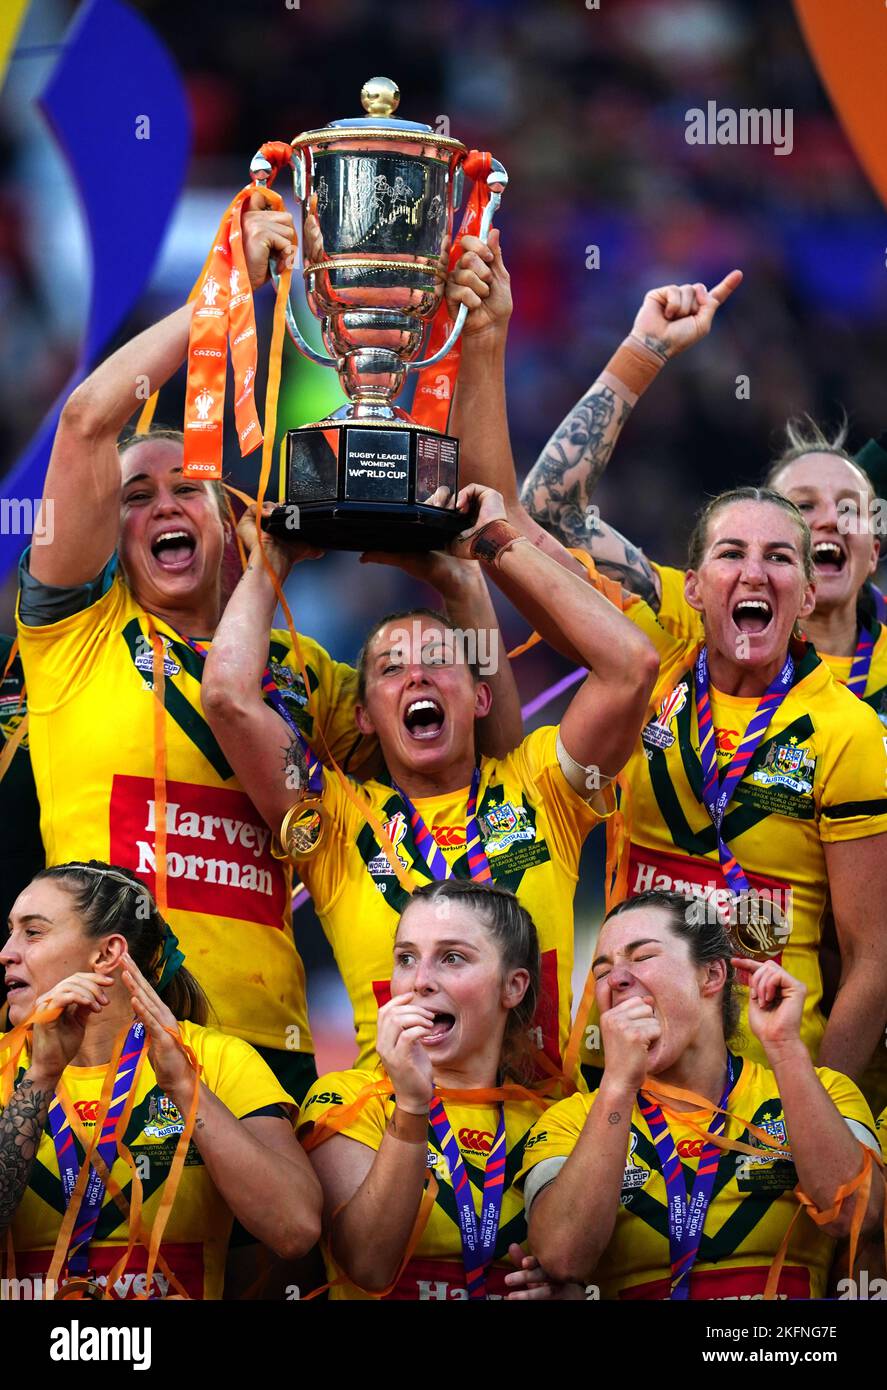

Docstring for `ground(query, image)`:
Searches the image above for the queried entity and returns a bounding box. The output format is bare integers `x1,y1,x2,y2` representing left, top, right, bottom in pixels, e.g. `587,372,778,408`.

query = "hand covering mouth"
421,1011,455,1042
403,697,445,739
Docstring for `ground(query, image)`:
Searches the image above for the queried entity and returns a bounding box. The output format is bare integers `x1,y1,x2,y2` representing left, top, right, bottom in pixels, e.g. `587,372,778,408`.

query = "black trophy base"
265,420,464,553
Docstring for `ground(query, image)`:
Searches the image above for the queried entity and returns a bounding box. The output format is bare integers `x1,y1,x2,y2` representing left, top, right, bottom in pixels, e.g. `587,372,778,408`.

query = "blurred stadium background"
2,0,885,1070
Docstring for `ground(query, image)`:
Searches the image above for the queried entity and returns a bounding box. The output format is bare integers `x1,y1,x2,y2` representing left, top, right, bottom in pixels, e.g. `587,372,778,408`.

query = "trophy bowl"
255,76,506,552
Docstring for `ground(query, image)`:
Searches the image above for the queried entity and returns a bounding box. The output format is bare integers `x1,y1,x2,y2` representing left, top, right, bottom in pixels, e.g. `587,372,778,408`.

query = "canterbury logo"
73,1100,101,1123
458,1128,494,1153
432,826,466,848
677,1138,707,1158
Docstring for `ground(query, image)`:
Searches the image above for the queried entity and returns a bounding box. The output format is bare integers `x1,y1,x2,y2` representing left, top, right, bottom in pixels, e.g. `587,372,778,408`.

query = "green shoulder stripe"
121,620,233,781
647,702,816,855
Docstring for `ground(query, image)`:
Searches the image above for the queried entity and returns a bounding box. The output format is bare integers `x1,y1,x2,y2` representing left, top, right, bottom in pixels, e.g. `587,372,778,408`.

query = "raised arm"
201,512,322,833
741,957,882,1240
448,238,741,606
0,971,114,1233
32,193,296,588
305,996,436,1292
32,303,193,588
528,993,661,1283
122,954,322,1258
522,273,742,605
452,486,659,779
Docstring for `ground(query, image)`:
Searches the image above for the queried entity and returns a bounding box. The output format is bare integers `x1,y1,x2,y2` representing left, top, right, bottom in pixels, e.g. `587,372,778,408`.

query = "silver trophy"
253,76,507,551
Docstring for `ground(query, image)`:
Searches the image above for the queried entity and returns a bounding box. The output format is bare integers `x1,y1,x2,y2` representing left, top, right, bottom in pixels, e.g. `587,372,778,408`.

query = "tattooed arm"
520,384,661,607
520,272,743,609
0,1073,53,1231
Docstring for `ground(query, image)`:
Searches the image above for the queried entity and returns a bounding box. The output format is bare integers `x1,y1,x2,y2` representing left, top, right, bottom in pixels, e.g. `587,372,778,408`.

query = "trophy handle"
250,152,335,369
409,158,508,372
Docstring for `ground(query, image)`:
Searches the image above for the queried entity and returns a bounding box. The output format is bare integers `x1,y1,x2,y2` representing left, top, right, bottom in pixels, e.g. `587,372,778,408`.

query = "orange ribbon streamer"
0,638,27,793
44,1022,130,1295
639,1074,885,1300
180,190,268,480
0,1008,202,1300
147,618,169,917
792,1,887,214
300,1074,558,1299
412,150,495,433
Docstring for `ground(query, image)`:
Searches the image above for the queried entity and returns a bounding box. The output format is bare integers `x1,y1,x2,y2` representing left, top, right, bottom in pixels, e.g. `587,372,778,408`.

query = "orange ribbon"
180,191,261,479
300,1074,557,1299
792,1,887,214
412,150,495,433
0,638,27,793
639,1074,885,1300
0,1008,201,1300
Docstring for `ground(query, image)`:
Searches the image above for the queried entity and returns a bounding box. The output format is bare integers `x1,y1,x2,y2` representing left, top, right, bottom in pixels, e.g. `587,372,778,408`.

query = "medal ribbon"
427,1095,506,1300
637,1052,735,1300
393,766,492,883
694,645,794,893
845,623,875,697
47,1021,146,1278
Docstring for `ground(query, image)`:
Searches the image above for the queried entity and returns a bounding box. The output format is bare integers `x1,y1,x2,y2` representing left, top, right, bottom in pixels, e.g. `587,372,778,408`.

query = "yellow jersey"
570,557,887,1070
877,1107,886,1161
2,1021,294,1300
516,1056,876,1300
296,726,612,1075
651,561,887,724
16,558,362,1052
298,1067,551,1300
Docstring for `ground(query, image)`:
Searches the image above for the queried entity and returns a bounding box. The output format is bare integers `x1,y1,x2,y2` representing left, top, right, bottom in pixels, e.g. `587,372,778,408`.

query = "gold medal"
729,892,789,961
271,798,328,861
55,1273,103,1300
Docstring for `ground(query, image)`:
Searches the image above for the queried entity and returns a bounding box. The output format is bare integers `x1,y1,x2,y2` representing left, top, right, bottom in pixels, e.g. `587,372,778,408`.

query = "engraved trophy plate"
313,152,449,265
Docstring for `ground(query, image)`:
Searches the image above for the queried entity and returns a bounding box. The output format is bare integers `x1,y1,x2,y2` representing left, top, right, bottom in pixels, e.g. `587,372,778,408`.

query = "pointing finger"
709,268,743,304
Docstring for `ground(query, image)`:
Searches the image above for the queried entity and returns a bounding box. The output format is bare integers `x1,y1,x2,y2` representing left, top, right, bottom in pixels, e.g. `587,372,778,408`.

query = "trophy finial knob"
361,76,400,118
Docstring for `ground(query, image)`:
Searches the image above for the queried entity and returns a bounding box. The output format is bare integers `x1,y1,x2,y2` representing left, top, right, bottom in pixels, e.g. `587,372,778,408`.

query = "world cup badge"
641,681,688,752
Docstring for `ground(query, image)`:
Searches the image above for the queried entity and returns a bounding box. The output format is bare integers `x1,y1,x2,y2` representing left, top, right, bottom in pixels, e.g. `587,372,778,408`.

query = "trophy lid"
292,77,465,152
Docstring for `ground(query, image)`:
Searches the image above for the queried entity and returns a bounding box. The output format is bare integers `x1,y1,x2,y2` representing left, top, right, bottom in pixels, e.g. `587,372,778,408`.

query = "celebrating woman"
517,280,885,726
520,891,881,1300
574,486,887,1083
443,240,887,1085
0,861,321,1299
202,489,656,1078
297,878,578,1300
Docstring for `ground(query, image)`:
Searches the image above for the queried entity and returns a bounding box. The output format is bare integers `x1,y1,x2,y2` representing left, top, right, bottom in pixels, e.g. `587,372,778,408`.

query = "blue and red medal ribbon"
395,766,493,885
694,646,794,894
638,1052,735,1300
846,624,875,697
48,1020,146,1277
427,1095,507,1299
